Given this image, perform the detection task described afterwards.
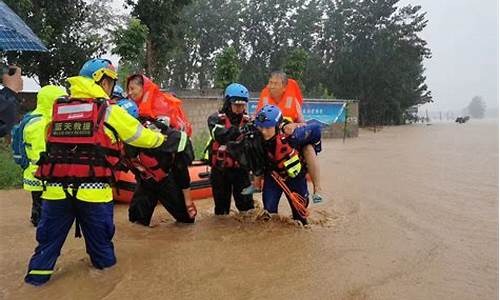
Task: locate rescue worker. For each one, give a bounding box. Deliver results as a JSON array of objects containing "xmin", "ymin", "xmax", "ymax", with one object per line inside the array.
[
  {"xmin": 24, "ymin": 58, "xmax": 175, "ymax": 286},
  {"xmin": 125, "ymin": 135, "xmax": 197, "ymax": 226},
  {"xmin": 121, "ymin": 108, "xmax": 197, "ymax": 226},
  {"xmin": 207, "ymin": 83, "xmax": 255, "ymax": 215},
  {"xmin": 127, "ymin": 74, "xmax": 195, "ymax": 211},
  {"xmin": 112, "ymin": 84, "xmax": 139, "ymax": 118},
  {"xmin": 250, "ymin": 71, "xmax": 323, "ymax": 203},
  {"xmin": 111, "ymin": 84, "xmax": 125, "ymax": 100},
  {"xmin": 254, "ymin": 105, "xmax": 321, "ymax": 225},
  {"xmin": 22, "ymin": 86, "xmax": 68, "ymax": 226}
]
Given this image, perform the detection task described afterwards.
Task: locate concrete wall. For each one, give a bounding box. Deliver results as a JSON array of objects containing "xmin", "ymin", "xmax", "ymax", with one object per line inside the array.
[
  {"xmin": 320, "ymin": 100, "xmax": 359, "ymax": 139},
  {"xmin": 181, "ymin": 95, "xmax": 359, "ymax": 139},
  {"xmin": 181, "ymin": 96, "xmax": 223, "ymax": 137},
  {"xmin": 17, "ymin": 91, "xmax": 359, "ymax": 139}
]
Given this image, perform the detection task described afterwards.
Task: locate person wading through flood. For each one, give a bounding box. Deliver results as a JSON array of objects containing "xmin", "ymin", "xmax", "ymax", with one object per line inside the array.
[
  {"xmin": 24, "ymin": 58, "xmax": 171, "ymax": 286},
  {"xmin": 253, "ymin": 105, "xmax": 322, "ymax": 225},
  {"xmin": 245, "ymin": 71, "xmax": 323, "ymax": 204},
  {"xmin": 16, "ymin": 86, "xmax": 68, "ymax": 227},
  {"xmin": 207, "ymin": 83, "xmax": 255, "ymax": 215},
  {"xmin": 126, "ymin": 74, "xmax": 197, "ymax": 225}
]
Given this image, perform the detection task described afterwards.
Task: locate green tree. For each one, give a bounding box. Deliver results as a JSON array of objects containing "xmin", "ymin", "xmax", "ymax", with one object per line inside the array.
[
  {"xmin": 175, "ymin": 0, "xmax": 243, "ymax": 88},
  {"xmin": 467, "ymin": 96, "xmax": 486, "ymax": 119},
  {"xmin": 4, "ymin": 0, "xmax": 108, "ymax": 85},
  {"xmin": 214, "ymin": 47, "xmax": 240, "ymax": 89},
  {"xmin": 239, "ymin": 0, "xmax": 301, "ymax": 90},
  {"xmin": 126, "ymin": 0, "xmax": 191, "ymax": 83},
  {"xmin": 111, "ymin": 18, "xmax": 148, "ymax": 64},
  {"xmin": 322, "ymin": 0, "xmax": 432, "ymax": 125},
  {"xmin": 285, "ymin": 48, "xmax": 308, "ymax": 87},
  {"xmin": 111, "ymin": 17, "xmax": 149, "ymax": 86}
]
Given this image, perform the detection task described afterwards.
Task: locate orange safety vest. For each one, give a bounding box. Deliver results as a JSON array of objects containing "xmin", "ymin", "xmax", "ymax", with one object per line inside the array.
[
  {"xmin": 127, "ymin": 75, "xmax": 193, "ymax": 136},
  {"xmin": 257, "ymin": 79, "xmax": 304, "ymax": 123}
]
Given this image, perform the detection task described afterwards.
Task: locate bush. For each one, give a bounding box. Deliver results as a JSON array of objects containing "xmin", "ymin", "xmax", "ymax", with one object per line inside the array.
[
  {"xmin": 0, "ymin": 140, "xmax": 23, "ymax": 189},
  {"xmin": 191, "ymin": 131, "xmax": 210, "ymax": 161}
]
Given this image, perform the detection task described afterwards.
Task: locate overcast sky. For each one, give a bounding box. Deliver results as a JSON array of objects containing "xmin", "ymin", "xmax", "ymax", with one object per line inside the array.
[
  {"xmin": 401, "ymin": 0, "xmax": 498, "ymax": 112},
  {"xmin": 25, "ymin": 0, "xmax": 500, "ymax": 113}
]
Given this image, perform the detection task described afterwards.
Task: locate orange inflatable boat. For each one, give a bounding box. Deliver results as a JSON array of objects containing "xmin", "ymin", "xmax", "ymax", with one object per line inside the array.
[{"xmin": 113, "ymin": 161, "xmax": 213, "ymax": 203}]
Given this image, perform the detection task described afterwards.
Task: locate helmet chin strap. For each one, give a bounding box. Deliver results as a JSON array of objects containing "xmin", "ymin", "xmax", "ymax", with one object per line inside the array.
[
  {"xmin": 98, "ymin": 77, "xmax": 117, "ymax": 97},
  {"xmin": 110, "ymin": 80, "xmax": 117, "ymax": 97}
]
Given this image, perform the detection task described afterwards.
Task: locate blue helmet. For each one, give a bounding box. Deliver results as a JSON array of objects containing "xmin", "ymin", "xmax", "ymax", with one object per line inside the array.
[
  {"xmin": 255, "ymin": 105, "xmax": 283, "ymax": 128},
  {"xmin": 117, "ymin": 98, "xmax": 139, "ymax": 119},
  {"xmin": 225, "ymin": 83, "xmax": 249, "ymax": 104},
  {"xmin": 112, "ymin": 84, "xmax": 124, "ymax": 98},
  {"xmin": 79, "ymin": 58, "xmax": 118, "ymax": 82}
]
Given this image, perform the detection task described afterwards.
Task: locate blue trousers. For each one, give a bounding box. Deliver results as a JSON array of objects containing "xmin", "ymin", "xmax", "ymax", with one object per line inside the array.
[
  {"xmin": 262, "ymin": 173, "xmax": 309, "ymax": 224},
  {"xmin": 24, "ymin": 197, "xmax": 116, "ymax": 286}
]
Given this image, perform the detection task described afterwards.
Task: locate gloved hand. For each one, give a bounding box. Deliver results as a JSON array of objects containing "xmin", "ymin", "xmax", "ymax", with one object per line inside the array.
[
  {"xmin": 157, "ymin": 128, "xmax": 184, "ymax": 153},
  {"xmin": 240, "ymin": 121, "xmax": 256, "ymax": 136},
  {"xmin": 227, "ymin": 125, "xmax": 241, "ymax": 140}
]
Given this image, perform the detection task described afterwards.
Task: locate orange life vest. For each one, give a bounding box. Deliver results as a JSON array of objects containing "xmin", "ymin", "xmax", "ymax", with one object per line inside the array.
[
  {"xmin": 127, "ymin": 75, "xmax": 193, "ymax": 136},
  {"xmin": 257, "ymin": 79, "xmax": 304, "ymax": 122}
]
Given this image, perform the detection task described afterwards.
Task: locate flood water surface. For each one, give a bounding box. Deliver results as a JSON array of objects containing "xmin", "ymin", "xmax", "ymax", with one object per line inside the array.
[{"xmin": 1, "ymin": 120, "xmax": 498, "ymax": 299}]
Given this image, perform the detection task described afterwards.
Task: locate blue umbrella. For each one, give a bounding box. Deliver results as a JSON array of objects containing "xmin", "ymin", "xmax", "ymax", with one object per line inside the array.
[{"xmin": 0, "ymin": 1, "xmax": 48, "ymax": 52}]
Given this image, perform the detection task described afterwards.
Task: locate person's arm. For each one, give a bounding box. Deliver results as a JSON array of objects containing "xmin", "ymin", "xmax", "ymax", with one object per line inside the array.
[
  {"xmin": 288, "ymin": 123, "xmax": 322, "ymax": 147},
  {"xmin": 207, "ymin": 113, "xmax": 239, "ymax": 144},
  {"xmin": 0, "ymin": 88, "xmax": 19, "ymax": 137},
  {"xmin": 295, "ymin": 99, "xmax": 305, "ymax": 123},
  {"xmin": 105, "ymin": 105, "xmax": 164, "ymax": 148},
  {"xmin": 23, "ymin": 117, "xmax": 45, "ymax": 167}
]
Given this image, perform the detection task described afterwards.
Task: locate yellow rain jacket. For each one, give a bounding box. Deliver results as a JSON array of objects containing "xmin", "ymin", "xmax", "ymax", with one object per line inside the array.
[
  {"xmin": 23, "ymin": 86, "xmax": 68, "ymax": 191},
  {"xmin": 42, "ymin": 76, "xmax": 165, "ymax": 202}
]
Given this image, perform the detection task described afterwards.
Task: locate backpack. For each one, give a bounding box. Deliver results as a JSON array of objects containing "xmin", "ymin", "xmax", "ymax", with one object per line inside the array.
[
  {"xmin": 11, "ymin": 113, "xmax": 42, "ymax": 169},
  {"xmin": 35, "ymin": 97, "xmax": 122, "ymax": 185}
]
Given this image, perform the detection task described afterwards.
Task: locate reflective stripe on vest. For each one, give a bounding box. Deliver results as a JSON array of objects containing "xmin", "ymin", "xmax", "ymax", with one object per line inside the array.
[
  {"xmin": 57, "ymin": 103, "xmax": 93, "ymax": 114},
  {"xmin": 210, "ymin": 113, "xmax": 249, "ymax": 168},
  {"xmin": 28, "ymin": 269, "xmax": 53, "ymax": 275},
  {"xmin": 124, "ymin": 124, "xmax": 143, "ymax": 144},
  {"xmin": 23, "ymin": 178, "xmax": 42, "ymax": 187},
  {"xmin": 268, "ymin": 134, "xmax": 302, "ymax": 178},
  {"xmin": 177, "ymin": 131, "xmax": 187, "ymax": 152}
]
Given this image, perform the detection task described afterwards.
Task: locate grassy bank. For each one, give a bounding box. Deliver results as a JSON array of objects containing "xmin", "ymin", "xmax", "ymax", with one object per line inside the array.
[
  {"xmin": 0, "ymin": 140, "xmax": 23, "ymax": 189},
  {"xmin": 191, "ymin": 131, "xmax": 210, "ymax": 160}
]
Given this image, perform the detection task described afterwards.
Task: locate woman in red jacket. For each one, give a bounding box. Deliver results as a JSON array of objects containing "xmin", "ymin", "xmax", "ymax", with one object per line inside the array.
[
  {"xmin": 126, "ymin": 74, "xmax": 196, "ymax": 221},
  {"xmin": 127, "ymin": 74, "xmax": 192, "ymax": 136}
]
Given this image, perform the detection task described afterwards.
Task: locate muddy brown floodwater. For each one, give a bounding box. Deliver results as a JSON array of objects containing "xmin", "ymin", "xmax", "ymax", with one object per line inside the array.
[{"xmin": 0, "ymin": 120, "xmax": 498, "ymax": 299}]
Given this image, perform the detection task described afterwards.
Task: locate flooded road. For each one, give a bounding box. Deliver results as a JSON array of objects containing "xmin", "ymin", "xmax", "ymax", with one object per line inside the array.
[{"xmin": 1, "ymin": 120, "xmax": 498, "ymax": 299}]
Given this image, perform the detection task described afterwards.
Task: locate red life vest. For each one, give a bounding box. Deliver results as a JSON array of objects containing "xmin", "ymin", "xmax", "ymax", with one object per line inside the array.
[
  {"xmin": 211, "ymin": 113, "xmax": 249, "ymax": 169},
  {"xmin": 123, "ymin": 151, "xmax": 173, "ymax": 182},
  {"xmin": 267, "ymin": 133, "xmax": 303, "ymax": 179},
  {"xmin": 35, "ymin": 97, "xmax": 122, "ymax": 185}
]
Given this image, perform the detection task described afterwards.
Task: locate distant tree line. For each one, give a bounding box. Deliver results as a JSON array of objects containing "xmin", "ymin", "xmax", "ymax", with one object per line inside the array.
[
  {"xmin": 5, "ymin": 0, "xmax": 432, "ymax": 126},
  {"xmin": 466, "ymin": 96, "xmax": 486, "ymax": 119}
]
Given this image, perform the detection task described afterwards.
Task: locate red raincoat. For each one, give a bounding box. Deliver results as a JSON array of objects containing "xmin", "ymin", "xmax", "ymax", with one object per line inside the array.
[{"xmin": 127, "ymin": 75, "xmax": 192, "ymax": 136}]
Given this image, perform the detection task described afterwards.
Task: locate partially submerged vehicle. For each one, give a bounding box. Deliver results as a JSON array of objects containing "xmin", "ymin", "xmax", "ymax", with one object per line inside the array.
[{"xmin": 455, "ymin": 116, "xmax": 470, "ymax": 124}]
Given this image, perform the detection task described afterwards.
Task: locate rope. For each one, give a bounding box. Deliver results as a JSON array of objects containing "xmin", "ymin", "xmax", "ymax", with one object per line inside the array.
[{"xmin": 270, "ymin": 171, "xmax": 309, "ymax": 219}]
